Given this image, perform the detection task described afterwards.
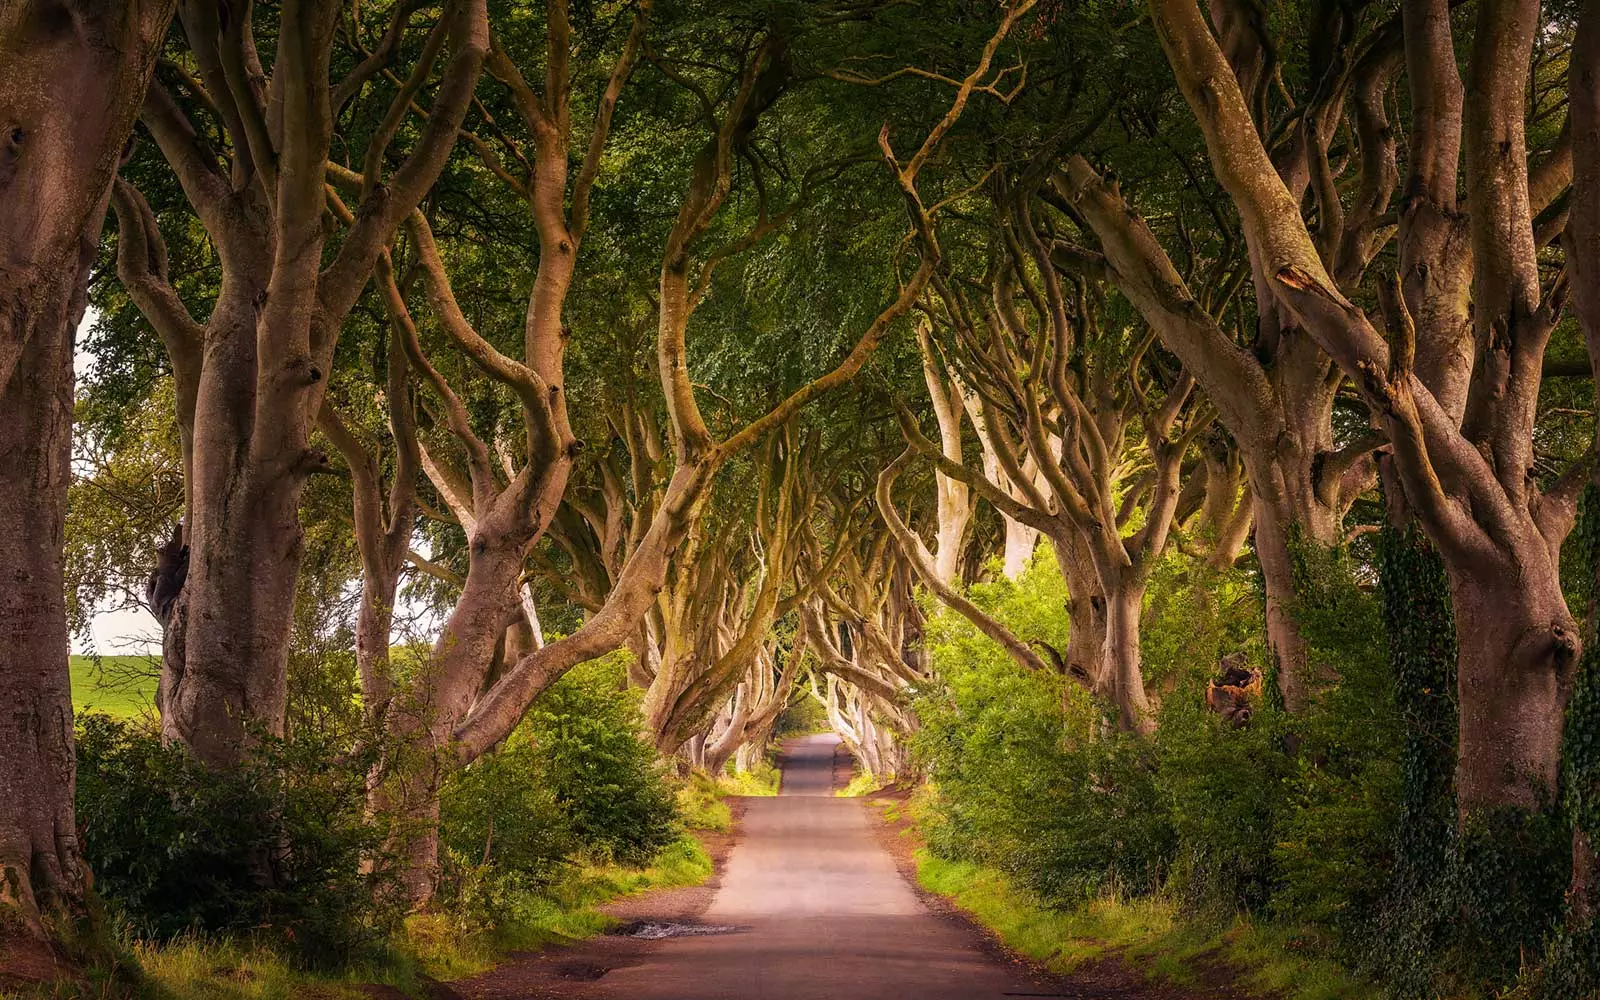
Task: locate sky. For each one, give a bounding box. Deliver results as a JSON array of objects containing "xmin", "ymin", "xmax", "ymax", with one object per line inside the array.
[{"xmin": 74, "ymin": 307, "xmax": 162, "ymax": 655}]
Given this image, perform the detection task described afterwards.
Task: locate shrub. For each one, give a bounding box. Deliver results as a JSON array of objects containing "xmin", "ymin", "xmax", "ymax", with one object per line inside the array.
[
  {"xmin": 435, "ymin": 654, "xmax": 678, "ymax": 926},
  {"xmin": 911, "ymin": 559, "xmax": 1175, "ymax": 904},
  {"xmin": 74, "ymin": 713, "xmax": 398, "ymax": 967},
  {"xmin": 527, "ymin": 655, "xmax": 678, "ymax": 864}
]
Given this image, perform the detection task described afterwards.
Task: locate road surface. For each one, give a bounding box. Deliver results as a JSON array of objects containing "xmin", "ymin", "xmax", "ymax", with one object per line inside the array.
[{"xmin": 584, "ymin": 733, "xmax": 1038, "ymax": 1000}]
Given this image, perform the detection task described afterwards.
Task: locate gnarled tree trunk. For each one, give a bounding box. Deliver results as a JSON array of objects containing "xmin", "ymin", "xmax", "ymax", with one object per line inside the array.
[{"xmin": 0, "ymin": 0, "xmax": 175, "ymax": 942}]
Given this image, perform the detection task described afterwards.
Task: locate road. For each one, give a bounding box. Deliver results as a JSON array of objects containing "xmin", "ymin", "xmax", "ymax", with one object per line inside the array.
[{"xmin": 583, "ymin": 733, "xmax": 1038, "ymax": 1000}]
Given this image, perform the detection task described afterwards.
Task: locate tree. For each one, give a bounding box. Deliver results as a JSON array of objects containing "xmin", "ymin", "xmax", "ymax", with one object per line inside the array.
[
  {"xmin": 0, "ymin": 0, "xmax": 175, "ymax": 942},
  {"xmin": 112, "ymin": 0, "xmax": 487, "ymax": 764},
  {"xmin": 1128, "ymin": 0, "xmax": 1584, "ymax": 817}
]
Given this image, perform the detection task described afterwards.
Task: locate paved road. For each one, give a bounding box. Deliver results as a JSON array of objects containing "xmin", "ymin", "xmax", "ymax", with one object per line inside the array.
[{"xmin": 587, "ymin": 733, "xmax": 1035, "ymax": 1000}]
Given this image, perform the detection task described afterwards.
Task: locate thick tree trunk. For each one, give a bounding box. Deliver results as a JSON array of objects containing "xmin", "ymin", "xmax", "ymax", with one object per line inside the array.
[
  {"xmin": 1247, "ymin": 453, "xmax": 1344, "ymax": 713},
  {"xmin": 165, "ymin": 426, "xmax": 304, "ymax": 759},
  {"xmin": 384, "ymin": 536, "xmax": 526, "ymax": 905},
  {"xmin": 1050, "ymin": 535, "xmax": 1106, "ymax": 687},
  {"xmin": 1001, "ymin": 521, "xmax": 1039, "ymax": 579},
  {"xmin": 0, "ymin": 0, "xmax": 175, "ymax": 939},
  {"xmin": 1449, "ymin": 565, "xmax": 1578, "ymax": 815},
  {"xmin": 0, "ymin": 272, "xmax": 81, "ymax": 937}
]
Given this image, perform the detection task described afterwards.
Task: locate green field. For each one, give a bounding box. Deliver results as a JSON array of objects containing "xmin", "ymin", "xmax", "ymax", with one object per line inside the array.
[{"xmin": 70, "ymin": 654, "xmax": 160, "ymax": 717}]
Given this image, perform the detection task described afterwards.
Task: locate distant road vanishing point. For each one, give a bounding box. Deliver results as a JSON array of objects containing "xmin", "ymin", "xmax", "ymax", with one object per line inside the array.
[{"xmin": 581, "ymin": 733, "xmax": 1038, "ymax": 1000}]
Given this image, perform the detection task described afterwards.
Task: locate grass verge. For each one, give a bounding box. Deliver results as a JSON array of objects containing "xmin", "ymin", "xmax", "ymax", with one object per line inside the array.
[
  {"xmin": 872, "ymin": 796, "xmax": 1374, "ymax": 1000},
  {"xmin": 835, "ymin": 772, "xmax": 888, "ymax": 797},
  {"xmin": 9, "ymin": 777, "xmax": 735, "ymax": 999}
]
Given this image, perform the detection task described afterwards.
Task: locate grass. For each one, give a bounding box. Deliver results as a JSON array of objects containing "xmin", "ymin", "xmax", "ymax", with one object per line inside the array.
[
  {"xmin": 714, "ymin": 760, "xmax": 781, "ymax": 797},
  {"xmin": 69, "ymin": 656, "xmax": 159, "ymax": 718},
  {"xmin": 835, "ymin": 771, "xmax": 888, "ymax": 797},
  {"xmin": 403, "ymin": 833, "xmax": 714, "ymax": 982},
  {"xmin": 5, "ymin": 833, "xmax": 718, "ymax": 1000},
  {"xmin": 913, "ymin": 852, "xmax": 1371, "ymax": 1000},
  {"xmin": 873, "ymin": 791, "xmax": 1373, "ymax": 1000}
]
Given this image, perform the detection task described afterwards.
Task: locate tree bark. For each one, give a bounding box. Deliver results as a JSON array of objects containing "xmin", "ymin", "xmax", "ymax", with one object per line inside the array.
[
  {"xmin": 1101, "ymin": 578, "xmax": 1155, "ymax": 735},
  {"xmin": 0, "ymin": 0, "xmax": 175, "ymax": 940},
  {"xmin": 122, "ymin": 0, "xmax": 488, "ymax": 765}
]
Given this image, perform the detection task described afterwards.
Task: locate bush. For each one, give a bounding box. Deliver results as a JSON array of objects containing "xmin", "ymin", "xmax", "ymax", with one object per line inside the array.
[
  {"xmin": 435, "ymin": 654, "xmax": 678, "ymax": 927},
  {"xmin": 74, "ymin": 713, "xmax": 398, "ymax": 967},
  {"xmin": 773, "ymin": 689, "xmax": 828, "ymax": 739},
  {"xmin": 527, "ymin": 655, "xmax": 678, "ymax": 864},
  {"xmin": 911, "ymin": 559, "xmax": 1175, "ymax": 903}
]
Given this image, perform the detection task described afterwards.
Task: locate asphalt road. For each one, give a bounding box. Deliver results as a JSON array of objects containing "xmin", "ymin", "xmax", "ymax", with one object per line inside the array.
[{"xmin": 585, "ymin": 733, "xmax": 1035, "ymax": 1000}]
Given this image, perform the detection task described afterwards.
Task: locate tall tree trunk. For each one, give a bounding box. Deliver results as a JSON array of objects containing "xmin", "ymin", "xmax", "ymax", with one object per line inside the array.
[
  {"xmin": 0, "ymin": 274, "xmax": 81, "ymax": 938},
  {"xmin": 1100, "ymin": 578, "xmax": 1155, "ymax": 735},
  {"xmin": 1051, "ymin": 537, "xmax": 1107, "ymax": 691},
  {"xmin": 1249, "ymin": 462, "xmax": 1345, "ymax": 711},
  {"xmin": 0, "ymin": 0, "xmax": 175, "ymax": 940},
  {"xmin": 166, "ymin": 403, "xmax": 304, "ymax": 759},
  {"xmin": 919, "ymin": 323, "xmax": 970, "ymax": 584}
]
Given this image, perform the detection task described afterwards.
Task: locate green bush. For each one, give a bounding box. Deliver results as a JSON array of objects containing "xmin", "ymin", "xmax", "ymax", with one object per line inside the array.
[
  {"xmin": 527, "ymin": 655, "xmax": 678, "ymax": 864},
  {"xmin": 911, "ymin": 559, "xmax": 1175, "ymax": 903},
  {"xmin": 74, "ymin": 713, "xmax": 398, "ymax": 967},
  {"xmin": 910, "ymin": 528, "xmax": 1594, "ymax": 998},
  {"xmin": 435, "ymin": 654, "xmax": 678, "ymax": 926},
  {"xmin": 773, "ymin": 689, "xmax": 828, "ymax": 738}
]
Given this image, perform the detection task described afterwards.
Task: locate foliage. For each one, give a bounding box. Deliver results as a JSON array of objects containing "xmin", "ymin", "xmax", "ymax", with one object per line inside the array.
[
  {"xmin": 913, "ymin": 844, "xmax": 1372, "ymax": 999},
  {"xmin": 436, "ymin": 655, "xmax": 678, "ymax": 930},
  {"xmin": 907, "ymin": 523, "xmax": 1600, "ymax": 998},
  {"xmin": 911, "ymin": 557, "xmax": 1176, "ymax": 904},
  {"xmin": 772, "ymin": 691, "xmax": 829, "ymax": 739},
  {"xmin": 73, "ymin": 714, "xmax": 400, "ymax": 968},
  {"xmin": 719, "ymin": 760, "xmax": 782, "ymax": 796}
]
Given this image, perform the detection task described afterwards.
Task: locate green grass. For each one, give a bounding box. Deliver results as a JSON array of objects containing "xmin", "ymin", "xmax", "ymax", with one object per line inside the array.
[
  {"xmin": 714, "ymin": 760, "xmax": 781, "ymax": 797},
  {"xmin": 835, "ymin": 771, "xmax": 888, "ymax": 797},
  {"xmin": 909, "ymin": 833, "xmax": 1373, "ymax": 1000},
  {"xmin": 4, "ymin": 833, "xmax": 718, "ymax": 1000},
  {"xmin": 404, "ymin": 833, "xmax": 715, "ymax": 981},
  {"xmin": 69, "ymin": 656, "xmax": 159, "ymax": 718}
]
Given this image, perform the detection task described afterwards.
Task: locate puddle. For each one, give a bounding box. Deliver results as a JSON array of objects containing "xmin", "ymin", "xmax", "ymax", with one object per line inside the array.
[{"xmin": 614, "ymin": 920, "xmax": 740, "ymax": 939}]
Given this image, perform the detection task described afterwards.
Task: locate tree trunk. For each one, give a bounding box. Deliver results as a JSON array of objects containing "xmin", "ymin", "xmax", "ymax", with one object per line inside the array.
[
  {"xmin": 0, "ymin": 0, "xmax": 175, "ymax": 939},
  {"xmin": 165, "ymin": 429, "xmax": 304, "ymax": 760},
  {"xmin": 1100, "ymin": 579, "xmax": 1155, "ymax": 735},
  {"xmin": 1449, "ymin": 564, "xmax": 1578, "ymax": 815},
  {"xmin": 1049, "ymin": 534, "xmax": 1106, "ymax": 688},
  {"xmin": 1247, "ymin": 454, "xmax": 1345, "ymax": 713},
  {"xmin": 0, "ymin": 271, "xmax": 82, "ymax": 938},
  {"xmin": 356, "ymin": 562, "xmax": 400, "ymax": 712},
  {"xmin": 1001, "ymin": 520, "xmax": 1039, "ymax": 579}
]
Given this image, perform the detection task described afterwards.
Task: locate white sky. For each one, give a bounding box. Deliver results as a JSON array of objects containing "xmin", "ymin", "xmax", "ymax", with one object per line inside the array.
[
  {"xmin": 74, "ymin": 308, "xmax": 163, "ymax": 655},
  {"xmin": 77, "ymin": 606, "xmax": 163, "ymax": 655}
]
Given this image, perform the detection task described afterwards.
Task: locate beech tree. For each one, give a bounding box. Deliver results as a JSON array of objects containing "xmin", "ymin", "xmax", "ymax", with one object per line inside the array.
[
  {"xmin": 0, "ymin": 0, "xmax": 175, "ymax": 938},
  {"xmin": 883, "ymin": 171, "xmax": 1219, "ymax": 733},
  {"xmin": 301, "ymin": 0, "xmax": 1036, "ymax": 900},
  {"xmin": 1096, "ymin": 0, "xmax": 1584, "ymax": 817},
  {"xmin": 112, "ymin": 0, "xmax": 488, "ymax": 763}
]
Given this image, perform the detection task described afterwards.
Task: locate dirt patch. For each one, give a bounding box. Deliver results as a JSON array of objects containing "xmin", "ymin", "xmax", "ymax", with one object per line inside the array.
[
  {"xmin": 862, "ymin": 780, "xmax": 1265, "ymax": 1000},
  {"xmin": 359, "ymin": 976, "xmax": 462, "ymax": 1000},
  {"xmin": 451, "ymin": 801, "xmax": 745, "ymax": 1000}
]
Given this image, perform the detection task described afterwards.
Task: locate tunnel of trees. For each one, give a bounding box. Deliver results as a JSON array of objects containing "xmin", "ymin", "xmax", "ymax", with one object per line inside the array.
[{"xmin": 2, "ymin": 0, "xmax": 1599, "ymax": 996}]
